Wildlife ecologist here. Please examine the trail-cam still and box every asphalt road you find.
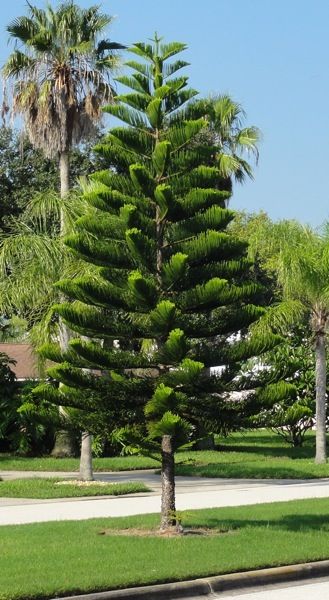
[213,577,329,599]
[164,578,329,600]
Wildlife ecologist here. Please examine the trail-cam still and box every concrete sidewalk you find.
[1,470,329,525]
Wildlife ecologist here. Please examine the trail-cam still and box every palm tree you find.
[199,94,260,188]
[3,1,123,199]
[277,226,329,464]
[251,222,329,464]
[3,1,123,460]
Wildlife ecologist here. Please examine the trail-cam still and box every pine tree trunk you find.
[79,432,94,481]
[315,332,327,464]
[160,435,178,531]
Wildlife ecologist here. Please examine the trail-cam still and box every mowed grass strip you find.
[1,431,329,479]
[0,454,158,472]
[176,431,329,479]
[175,455,329,479]
[0,478,150,499]
[2,498,329,600]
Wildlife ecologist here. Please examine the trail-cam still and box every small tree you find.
[35,37,289,530]
[252,328,315,447]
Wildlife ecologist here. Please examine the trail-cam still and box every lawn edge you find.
[52,559,329,600]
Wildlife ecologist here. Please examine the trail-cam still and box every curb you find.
[53,559,329,599]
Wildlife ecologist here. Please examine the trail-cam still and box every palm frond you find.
[2,52,37,78]
[3,2,123,154]
[6,16,38,42]
[250,300,306,337]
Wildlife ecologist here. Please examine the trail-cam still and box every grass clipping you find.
[0,478,150,498]
[55,480,113,487]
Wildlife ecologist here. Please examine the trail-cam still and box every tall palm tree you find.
[200,94,260,188]
[3,1,123,199]
[277,226,329,464]
[251,222,329,464]
[3,1,123,459]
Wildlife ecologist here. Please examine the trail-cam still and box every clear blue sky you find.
[0,0,328,227]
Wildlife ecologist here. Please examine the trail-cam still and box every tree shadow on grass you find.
[276,513,329,532]
[218,443,315,459]
[187,513,329,534]
[176,462,325,479]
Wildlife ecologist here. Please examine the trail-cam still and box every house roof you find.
[0,343,39,380]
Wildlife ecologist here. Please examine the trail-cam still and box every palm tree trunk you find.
[59,151,70,200]
[160,435,178,531]
[51,150,74,457]
[79,432,94,481]
[315,332,327,464]
[51,303,76,457]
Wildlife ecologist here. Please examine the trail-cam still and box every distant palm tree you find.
[201,94,260,187]
[277,226,329,464]
[252,222,329,464]
[3,0,123,198]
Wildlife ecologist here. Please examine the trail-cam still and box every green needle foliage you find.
[36,35,290,531]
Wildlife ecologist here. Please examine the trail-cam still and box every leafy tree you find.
[252,327,315,446]
[0,353,31,454]
[0,127,57,230]
[0,352,17,450]
[0,381,58,456]
[0,138,115,473]
[0,352,16,398]
[0,126,108,233]
[229,211,300,279]
[35,36,289,531]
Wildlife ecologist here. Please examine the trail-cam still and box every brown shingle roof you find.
[0,343,39,379]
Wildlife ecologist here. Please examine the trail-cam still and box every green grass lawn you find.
[1,430,329,479]
[2,497,329,600]
[0,453,158,472]
[176,431,329,479]
[0,478,150,499]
